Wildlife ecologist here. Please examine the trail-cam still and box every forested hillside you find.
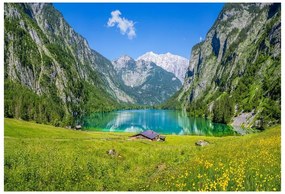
[4,3,134,126]
[162,3,281,129]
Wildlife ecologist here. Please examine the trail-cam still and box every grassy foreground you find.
[4,118,281,191]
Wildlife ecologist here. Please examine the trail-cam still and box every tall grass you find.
[4,118,281,191]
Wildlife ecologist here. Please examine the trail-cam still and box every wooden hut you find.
[130,130,165,141]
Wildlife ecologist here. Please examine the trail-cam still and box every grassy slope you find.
[4,118,281,191]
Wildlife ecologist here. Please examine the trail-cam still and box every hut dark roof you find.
[140,130,159,140]
[131,130,166,141]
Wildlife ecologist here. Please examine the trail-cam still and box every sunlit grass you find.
[4,118,281,191]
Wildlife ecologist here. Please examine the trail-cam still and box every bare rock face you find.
[232,111,255,127]
[112,55,182,105]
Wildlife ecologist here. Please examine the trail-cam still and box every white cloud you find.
[107,10,136,39]
[199,36,203,42]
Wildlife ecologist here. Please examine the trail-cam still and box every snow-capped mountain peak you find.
[115,55,134,63]
[111,54,182,105]
[137,51,157,60]
[112,55,135,70]
[137,52,189,83]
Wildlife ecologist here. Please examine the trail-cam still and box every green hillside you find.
[163,3,281,129]
[4,3,131,127]
[4,119,280,191]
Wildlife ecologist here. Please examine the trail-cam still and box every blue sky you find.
[54,3,224,60]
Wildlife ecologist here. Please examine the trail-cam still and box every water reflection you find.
[83,109,238,136]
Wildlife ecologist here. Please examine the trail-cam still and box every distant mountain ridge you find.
[137,51,189,83]
[112,55,182,105]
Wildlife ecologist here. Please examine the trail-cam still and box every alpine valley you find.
[4,2,282,192]
[4,3,281,128]
[4,3,190,125]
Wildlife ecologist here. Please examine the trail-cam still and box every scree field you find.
[4,118,281,191]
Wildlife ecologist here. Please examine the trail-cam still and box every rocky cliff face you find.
[137,51,189,83]
[4,3,134,125]
[112,56,181,105]
[168,3,281,128]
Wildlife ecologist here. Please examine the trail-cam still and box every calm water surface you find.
[83,109,241,136]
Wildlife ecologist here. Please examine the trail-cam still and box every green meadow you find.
[4,118,281,191]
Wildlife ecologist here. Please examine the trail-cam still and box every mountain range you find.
[112,55,181,105]
[4,3,281,129]
[137,51,189,83]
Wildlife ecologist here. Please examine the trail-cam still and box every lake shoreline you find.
[82,109,248,137]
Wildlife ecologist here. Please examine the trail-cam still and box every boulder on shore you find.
[75,125,82,130]
[107,149,117,157]
[195,140,209,146]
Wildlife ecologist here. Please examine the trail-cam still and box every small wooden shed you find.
[130,130,165,141]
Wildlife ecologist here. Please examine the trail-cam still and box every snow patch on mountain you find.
[137,51,189,83]
[113,56,152,87]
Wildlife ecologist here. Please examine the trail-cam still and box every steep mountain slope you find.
[4,3,134,126]
[112,55,181,105]
[163,3,281,129]
[137,51,189,83]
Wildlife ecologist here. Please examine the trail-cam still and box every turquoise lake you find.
[83,109,241,136]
